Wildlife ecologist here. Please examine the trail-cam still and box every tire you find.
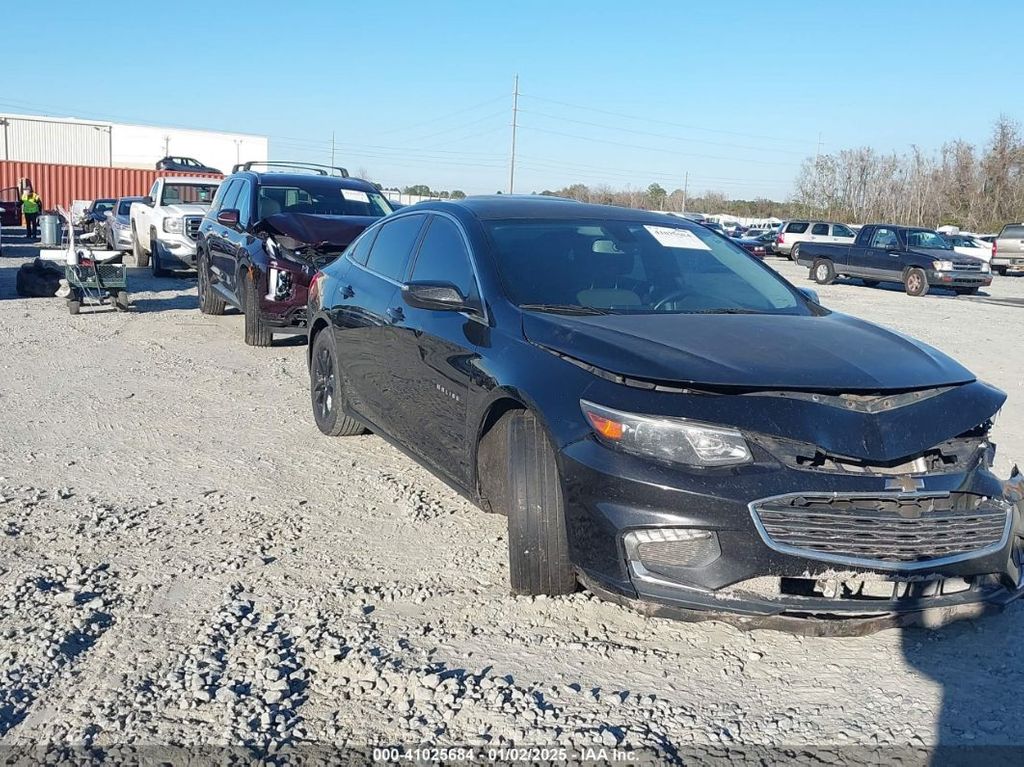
[310,329,363,437]
[132,226,149,268]
[68,298,81,315]
[114,290,130,311]
[197,249,226,316]
[504,410,576,596]
[862,279,879,288]
[791,243,801,262]
[904,268,930,297]
[242,270,273,347]
[954,287,979,296]
[811,258,836,285]
[151,237,169,277]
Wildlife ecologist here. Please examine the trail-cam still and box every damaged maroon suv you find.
[196,162,393,346]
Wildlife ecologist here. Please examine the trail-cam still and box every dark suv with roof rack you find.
[195,162,393,346]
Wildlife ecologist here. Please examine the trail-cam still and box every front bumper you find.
[158,235,199,268]
[561,437,1024,631]
[928,269,991,287]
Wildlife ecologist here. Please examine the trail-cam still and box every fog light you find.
[624,528,721,580]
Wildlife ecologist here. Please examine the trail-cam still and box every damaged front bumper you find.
[562,417,1024,633]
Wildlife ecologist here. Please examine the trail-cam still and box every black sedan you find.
[156,156,222,174]
[306,196,1023,632]
[733,231,776,258]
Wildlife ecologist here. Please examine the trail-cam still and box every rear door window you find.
[346,226,380,266]
[832,224,855,238]
[785,222,809,234]
[365,214,426,282]
[811,223,829,236]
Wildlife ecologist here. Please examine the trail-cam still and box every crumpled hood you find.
[523,310,976,392]
[255,213,378,252]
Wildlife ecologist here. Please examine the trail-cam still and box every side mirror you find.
[217,208,240,227]
[401,281,470,312]
[143,196,154,207]
[799,287,820,304]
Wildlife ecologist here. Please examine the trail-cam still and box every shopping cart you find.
[63,251,130,315]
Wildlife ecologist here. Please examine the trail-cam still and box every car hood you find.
[908,247,983,263]
[523,310,976,392]
[256,213,378,251]
[163,203,211,216]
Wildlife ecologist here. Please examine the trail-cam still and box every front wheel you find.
[151,237,168,277]
[504,410,576,596]
[904,268,930,297]
[811,258,836,285]
[242,270,273,347]
[310,330,364,436]
[132,226,150,268]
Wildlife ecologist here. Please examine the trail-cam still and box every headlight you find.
[932,260,955,271]
[163,217,183,234]
[580,400,751,467]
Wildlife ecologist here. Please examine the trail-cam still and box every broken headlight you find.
[580,400,751,467]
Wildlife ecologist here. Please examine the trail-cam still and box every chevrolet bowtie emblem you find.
[886,475,925,492]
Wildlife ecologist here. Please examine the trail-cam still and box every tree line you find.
[792,116,1023,231]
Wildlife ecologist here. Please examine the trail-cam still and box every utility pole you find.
[508,74,519,195]
[163,135,170,156]
[331,131,336,167]
[681,171,689,214]
[814,132,823,216]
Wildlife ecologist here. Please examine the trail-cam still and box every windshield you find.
[256,182,392,218]
[906,229,951,250]
[94,200,115,213]
[160,183,218,206]
[486,219,807,315]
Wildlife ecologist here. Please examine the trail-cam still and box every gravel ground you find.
[1,228,1023,761]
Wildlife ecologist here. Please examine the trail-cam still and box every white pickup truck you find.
[130,176,220,275]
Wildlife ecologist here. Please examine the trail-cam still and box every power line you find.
[520,93,820,146]
[509,75,519,194]
[518,124,802,167]
[518,108,810,156]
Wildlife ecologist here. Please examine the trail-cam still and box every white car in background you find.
[944,233,992,263]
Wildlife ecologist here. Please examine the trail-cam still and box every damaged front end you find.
[254,213,375,329]
[560,376,1024,634]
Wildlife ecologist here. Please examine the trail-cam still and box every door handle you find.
[386,306,405,324]
[341,284,354,299]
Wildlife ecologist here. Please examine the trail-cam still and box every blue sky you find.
[2,0,1020,199]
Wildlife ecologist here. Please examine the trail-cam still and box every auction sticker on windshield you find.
[644,225,711,250]
[341,189,370,203]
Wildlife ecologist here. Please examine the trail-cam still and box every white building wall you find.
[0,114,110,165]
[110,124,268,174]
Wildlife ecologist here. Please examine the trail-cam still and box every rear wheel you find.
[811,258,836,285]
[904,268,930,297]
[132,226,149,268]
[503,410,576,596]
[310,329,363,436]
[197,249,226,315]
[242,270,273,347]
[791,243,802,262]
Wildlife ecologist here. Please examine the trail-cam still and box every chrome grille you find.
[952,260,982,271]
[185,216,202,240]
[750,493,1009,570]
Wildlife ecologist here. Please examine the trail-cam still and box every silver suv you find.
[993,223,1024,275]
[776,220,856,260]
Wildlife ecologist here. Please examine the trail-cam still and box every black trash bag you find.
[15,258,64,298]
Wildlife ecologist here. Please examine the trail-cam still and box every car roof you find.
[234,171,379,192]
[411,196,710,224]
[160,176,220,185]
